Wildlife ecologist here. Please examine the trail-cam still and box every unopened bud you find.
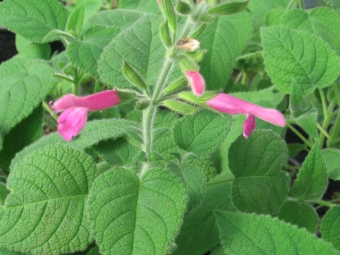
[122,60,147,90]
[162,0,177,31]
[178,54,199,73]
[177,38,200,52]
[189,24,207,39]
[163,77,188,94]
[159,21,172,47]
[176,0,191,15]
[208,1,248,15]
[164,99,198,115]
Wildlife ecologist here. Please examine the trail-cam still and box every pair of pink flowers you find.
[50,90,120,141]
[186,71,285,138]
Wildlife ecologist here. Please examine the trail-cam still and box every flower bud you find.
[208,1,248,16]
[176,0,192,15]
[162,0,177,31]
[122,60,147,90]
[177,38,200,52]
[159,21,172,47]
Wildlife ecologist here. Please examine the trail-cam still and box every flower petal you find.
[76,90,120,111]
[57,107,88,141]
[186,71,205,96]
[50,94,78,113]
[243,114,256,139]
[207,93,285,127]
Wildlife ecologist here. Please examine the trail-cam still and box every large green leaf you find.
[262,26,340,94]
[11,118,142,168]
[173,173,235,255]
[320,206,340,251]
[281,7,340,55]
[173,110,231,156]
[118,0,161,13]
[216,211,340,255]
[289,141,328,201]
[0,58,53,136]
[0,144,96,254]
[229,130,290,214]
[98,13,166,89]
[200,12,252,90]
[0,0,68,43]
[88,168,187,255]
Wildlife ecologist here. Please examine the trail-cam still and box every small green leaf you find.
[289,141,328,201]
[162,0,177,31]
[0,144,96,254]
[67,26,119,77]
[0,58,53,136]
[183,154,218,180]
[321,149,340,180]
[88,168,187,255]
[320,206,340,251]
[208,1,248,16]
[123,60,148,90]
[66,4,85,38]
[0,0,68,43]
[295,110,318,138]
[118,0,160,13]
[278,200,319,233]
[94,137,139,166]
[15,35,51,60]
[173,110,231,155]
[229,130,289,214]
[173,173,235,255]
[0,105,43,172]
[176,0,192,15]
[215,211,340,255]
[262,26,340,94]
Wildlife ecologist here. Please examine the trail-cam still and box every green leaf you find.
[215,211,340,255]
[0,0,68,43]
[321,206,340,251]
[66,4,85,38]
[173,173,235,255]
[200,12,252,90]
[15,35,51,60]
[154,128,182,160]
[118,0,161,13]
[162,0,177,31]
[75,0,103,22]
[169,163,206,211]
[321,149,340,180]
[0,105,43,172]
[208,1,249,16]
[154,109,179,128]
[0,247,26,255]
[281,7,340,55]
[67,26,120,77]
[229,130,290,214]
[98,13,168,89]
[278,200,319,233]
[183,154,218,180]
[289,141,328,200]
[173,110,231,156]
[295,110,318,138]
[12,119,142,168]
[0,144,96,254]
[94,137,139,166]
[262,26,340,94]
[248,0,290,29]
[88,168,187,255]
[0,58,53,136]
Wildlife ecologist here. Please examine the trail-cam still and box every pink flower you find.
[207,93,285,138]
[50,90,120,141]
[186,71,205,96]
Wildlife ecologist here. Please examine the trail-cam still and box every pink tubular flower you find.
[186,71,205,96]
[50,90,120,141]
[207,93,285,138]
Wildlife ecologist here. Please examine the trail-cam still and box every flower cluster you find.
[50,90,120,141]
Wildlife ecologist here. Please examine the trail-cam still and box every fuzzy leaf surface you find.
[320,206,340,251]
[262,26,340,94]
[229,130,289,214]
[0,58,53,136]
[173,110,231,156]
[216,211,340,255]
[200,12,252,90]
[0,0,68,43]
[88,168,187,255]
[0,144,96,255]
[321,149,340,180]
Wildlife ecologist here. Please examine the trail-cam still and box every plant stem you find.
[318,88,330,147]
[328,83,340,147]
[54,73,75,83]
[313,199,336,208]
[42,101,58,121]
[286,122,312,148]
